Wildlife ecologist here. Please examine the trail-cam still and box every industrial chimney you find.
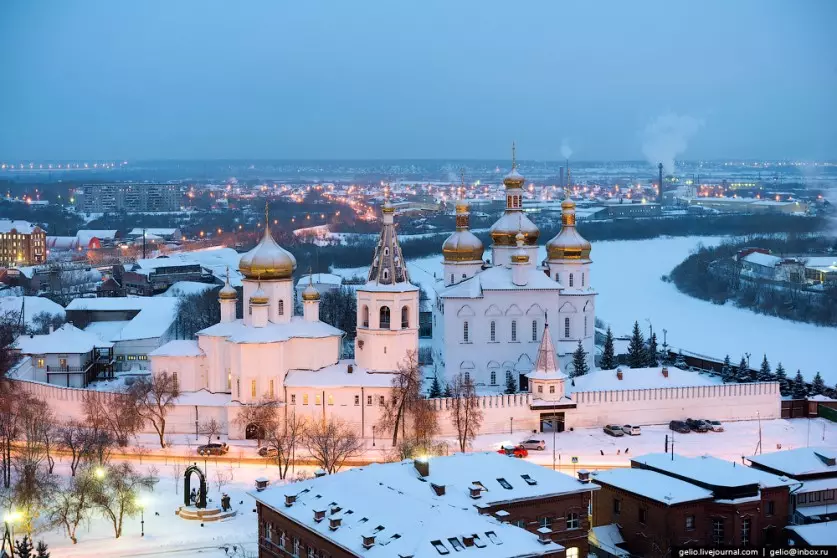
[658,163,664,205]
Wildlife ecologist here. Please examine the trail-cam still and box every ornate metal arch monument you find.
[184,463,208,509]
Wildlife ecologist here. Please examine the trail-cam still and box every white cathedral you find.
[149,152,779,439]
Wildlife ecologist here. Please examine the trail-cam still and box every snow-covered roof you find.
[742,252,781,268]
[167,247,244,287]
[46,236,79,250]
[570,366,722,393]
[0,219,40,234]
[76,229,118,244]
[295,273,343,287]
[787,520,837,546]
[0,296,65,325]
[285,361,396,388]
[589,525,630,557]
[526,321,567,381]
[440,265,561,299]
[128,228,179,237]
[632,453,793,490]
[747,447,837,478]
[198,317,342,344]
[157,281,217,297]
[66,297,179,341]
[14,323,113,354]
[128,256,205,275]
[149,340,204,357]
[252,465,562,558]
[357,280,419,293]
[796,478,837,494]
[794,504,837,520]
[591,468,713,505]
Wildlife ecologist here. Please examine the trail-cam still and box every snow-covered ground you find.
[333,236,836,384]
[33,417,837,557]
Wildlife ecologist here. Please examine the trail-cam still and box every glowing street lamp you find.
[94,467,106,479]
[137,495,150,537]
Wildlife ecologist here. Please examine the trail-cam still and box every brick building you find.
[0,219,46,267]
[591,453,792,555]
[252,452,599,558]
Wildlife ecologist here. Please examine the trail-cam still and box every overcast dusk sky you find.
[1,0,835,161]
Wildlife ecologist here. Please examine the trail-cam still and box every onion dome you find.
[490,143,540,246]
[510,232,530,264]
[443,201,484,262]
[218,266,237,300]
[239,203,297,280]
[546,195,592,261]
[302,277,321,301]
[250,284,269,305]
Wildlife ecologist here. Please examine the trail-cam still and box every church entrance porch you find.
[540,412,565,433]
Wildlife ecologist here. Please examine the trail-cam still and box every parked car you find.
[669,420,690,433]
[621,425,641,436]
[707,420,724,432]
[519,438,546,451]
[498,444,529,458]
[197,443,229,456]
[686,418,709,433]
[603,425,625,437]
[258,446,278,458]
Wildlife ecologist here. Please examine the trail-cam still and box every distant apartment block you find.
[79,183,180,213]
[0,219,47,267]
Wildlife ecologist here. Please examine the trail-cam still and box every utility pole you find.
[552,416,557,470]
[142,227,147,259]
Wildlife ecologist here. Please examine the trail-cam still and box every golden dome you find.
[443,231,484,262]
[510,233,530,263]
[239,225,297,280]
[301,282,321,301]
[250,286,269,305]
[546,199,592,261]
[455,200,470,214]
[219,283,237,300]
[503,168,525,189]
[561,197,576,210]
[489,212,540,246]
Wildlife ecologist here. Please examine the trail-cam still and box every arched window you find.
[461,273,466,279]
[384,247,389,256]
[538,385,543,393]
[490,321,496,342]
[490,370,497,385]
[532,320,538,341]
[450,273,454,284]
[401,305,409,328]
[569,273,574,287]
[463,321,470,342]
[581,273,585,287]
[379,306,390,329]
[464,371,470,383]
[278,299,284,316]
[564,317,571,339]
[555,273,559,280]
[362,305,369,328]
[549,384,555,394]
[383,269,389,281]
[511,320,517,342]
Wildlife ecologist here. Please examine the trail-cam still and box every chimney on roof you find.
[463,535,476,547]
[285,494,296,507]
[469,485,482,499]
[616,369,623,380]
[662,367,669,378]
[414,457,430,477]
[314,508,326,522]
[49,324,54,334]
[362,534,376,549]
[347,364,353,374]
[329,516,342,531]
[494,510,510,522]
[430,483,446,496]
[537,527,553,544]
[314,469,327,478]
[577,470,590,483]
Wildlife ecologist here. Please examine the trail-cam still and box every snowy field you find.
[333,236,836,384]
[33,418,837,557]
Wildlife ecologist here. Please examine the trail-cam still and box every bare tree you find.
[198,418,222,446]
[0,383,23,488]
[92,462,156,539]
[449,373,483,453]
[129,371,181,448]
[213,466,233,493]
[59,421,90,476]
[83,391,142,449]
[266,412,307,479]
[49,468,98,544]
[172,459,183,494]
[233,396,280,447]
[378,350,423,446]
[131,444,151,465]
[304,417,364,474]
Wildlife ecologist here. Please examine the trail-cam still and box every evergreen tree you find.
[646,332,659,367]
[811,372,826,396]
[443,383,453,398]
[428,375,442,398]
[504,373,517,394]
[775,362,789,396]
[15,536,34,558]
[35,541,50,558]
[627,321,646,369]
[600,326,616,370]
[737,356,750,383]
[759,355,771,382]
[792,370,808,399]
[571,340,590,378]
[721,355,734,383]
[674,350,687,370]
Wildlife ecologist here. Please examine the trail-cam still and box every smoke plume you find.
[641,113,704,174]
[560,139,573,161]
